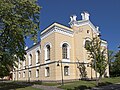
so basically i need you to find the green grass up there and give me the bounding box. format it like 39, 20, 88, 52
16, 86, 41, 90
0, 81, 42, 90
101, 77, 120, 83
59, 80, 96, 90
42, 82, 59, 86
0, 77, 120, 90
59, 77, 120, 90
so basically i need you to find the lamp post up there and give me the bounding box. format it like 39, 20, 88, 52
57, 60, 64, 85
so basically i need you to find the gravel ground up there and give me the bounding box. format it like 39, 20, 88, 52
32, 84, 63, 90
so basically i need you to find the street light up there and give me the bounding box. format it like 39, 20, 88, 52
57, 60, 64, 85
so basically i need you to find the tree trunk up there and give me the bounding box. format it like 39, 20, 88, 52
96, 75, 102, 86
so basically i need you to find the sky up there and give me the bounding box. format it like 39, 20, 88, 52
26, 0, 120, 52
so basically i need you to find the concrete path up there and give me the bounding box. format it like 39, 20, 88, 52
92, 83, 120, 90
32, 84, 63, 90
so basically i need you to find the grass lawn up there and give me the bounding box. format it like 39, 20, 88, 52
58, 77, 120, 90
16, 86, 41, 90
0, 81, 42, 90
0, 77, 120, 90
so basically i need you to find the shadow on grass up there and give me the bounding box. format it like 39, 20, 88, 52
98, 82, 113, 87
68, 82, 113, 90
74, 85, 91, 90
0, 81, 42, 90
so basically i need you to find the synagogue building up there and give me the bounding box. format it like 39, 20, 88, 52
13, 12, 109, 82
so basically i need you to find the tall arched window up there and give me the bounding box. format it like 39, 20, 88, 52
36, 50, 40, 64
62, 43, 68, 59
46, 45, 50, 60
29, 54, 32, 65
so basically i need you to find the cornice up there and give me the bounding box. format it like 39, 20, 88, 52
41, 24, 74, 40
69, 20, 100, 35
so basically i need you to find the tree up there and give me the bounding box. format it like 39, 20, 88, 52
0, 0, 40, 78
108, 50, 115, 76
85, 37, 108, 86
77, 62, 87, 79
110, 47, 120, 77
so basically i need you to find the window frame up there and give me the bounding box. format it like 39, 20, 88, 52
64, 66, 69, 76
45, 67, 50, 77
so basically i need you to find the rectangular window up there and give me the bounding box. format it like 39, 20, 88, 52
19, 72, 21, 78
36, 69, 39, 78
29, 71, 31, 78
45, 67, 50, 77
64, 66, 69, 76
23, 72, 25, 78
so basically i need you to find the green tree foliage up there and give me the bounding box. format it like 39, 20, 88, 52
108, 50, 115, 76
110, 48, 120, 77
77, 62, 87, 79
85, 37, 108, 86
0, 0, 40, 78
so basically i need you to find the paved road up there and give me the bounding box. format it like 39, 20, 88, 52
92, 84, 120, 90
32, 84, 63, 90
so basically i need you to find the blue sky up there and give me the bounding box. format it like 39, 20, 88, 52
26, 0, 120, 51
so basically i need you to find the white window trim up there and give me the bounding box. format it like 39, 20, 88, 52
36, 69, 39, 78
64, 66, 70, 76
45, 67, 50, 77
19, 72, 21, 78
36, 50, 40, 64
44, 42, 52, 62
83, 37, 91, 47
23, 71, 25, 78
60, 42, 71, 61
29, 71, 31, 78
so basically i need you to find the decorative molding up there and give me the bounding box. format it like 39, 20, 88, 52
60, 41, 71, 49
62, 59, 70, 62
69, 20, 100, 35
41, 25, 74, 40
101, 40, 107, 47
44, 42, 52, 50
83, 37, 91, 47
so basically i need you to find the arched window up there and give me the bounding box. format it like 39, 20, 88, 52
45, 44, 51, 61
64, 66, 69, 76
36, 50, 40, 64
62, 43, 68, 59
46, 45, 50, 60
29, 54, 32, 65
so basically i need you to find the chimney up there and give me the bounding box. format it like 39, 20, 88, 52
81, 11, 90, 20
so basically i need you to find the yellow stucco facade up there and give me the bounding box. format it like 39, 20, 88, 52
13, 12, 109, 82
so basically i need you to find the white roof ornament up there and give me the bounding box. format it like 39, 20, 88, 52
33, 43, 36, 45
25, 46, 28, 50
70, 15, 77, 22
96, 26, 99, 31
72, 15, 77, 21
81, 11, 90, 20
